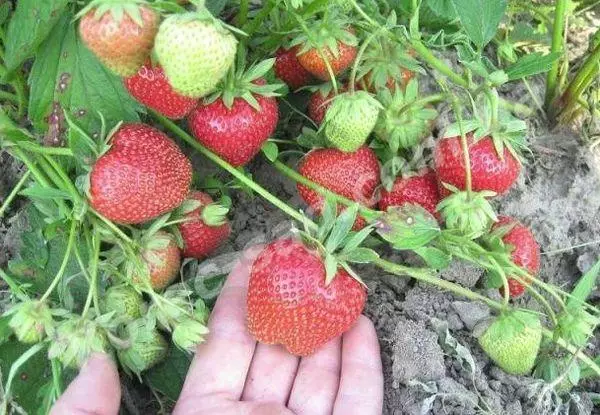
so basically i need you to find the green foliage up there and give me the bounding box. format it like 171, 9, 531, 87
3, 0, 70, 76
450, 0, 507, 50
145, 345, 192, 401
28, 13, 142, 135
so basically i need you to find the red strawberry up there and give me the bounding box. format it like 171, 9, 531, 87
434, 134, 521, 197
274, 46, 314, 90
188, 78, 279, 167
79, 2, 159, 76
138, 231, 181, 291
308, 85, 347, 126
296, 29, 358, 81
89, 123, 192, 224
247, 238, 366, 356
297, 146, 380, 229
178, 191, 231, 259
124, 61, 198, 119
494, 216, 541, 298
379, 169, 441, 220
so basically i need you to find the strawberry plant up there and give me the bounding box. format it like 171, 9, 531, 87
0, 0, 599, 412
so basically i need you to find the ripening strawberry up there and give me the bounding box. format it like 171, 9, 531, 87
103, 285, 145, 322
78, 1, 159, 76
137, 231, 181, 291
188, 74, 280, 167
493, 216, 541, 298
479, 310, 542, 375
323, 91, 381, 152
247, 238, 367, 356
274, 46, 314, 90
124, 61, 198, 119
295, 28, 358, 81
379, 169, 441, 220
155, 12, 237, 98
178, 191, 231, 259
434, 134, 521, 197
297, 146, 380, 229
89, 123, 192, 224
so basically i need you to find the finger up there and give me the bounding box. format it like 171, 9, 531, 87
287, 337, 342, 415
50, 353, 121, 415
241, 343, 299, 404
175, 247, 263, 413
332, 315, 384, 415
187, 400, 295, 415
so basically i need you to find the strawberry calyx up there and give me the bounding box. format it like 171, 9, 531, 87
296, 201, 376, 286
200, 202, 230, 226
374, 79, 438, 153
76, 0, 152, 26
205, 59, 284, 110
437, 187, 498, 239
290, 19, 358, 59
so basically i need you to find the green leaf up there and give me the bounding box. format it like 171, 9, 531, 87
343, 247, 379, 264
28, 13, 142, 135
206, 0, 229, 16
566, 258, 600, 312
145, 347, 192, 401
426, 0, 458, 20
261, 141, 279, 162
376, 204, 441, 250
324, 204, 359, 253
0, 2, 11, 26
450, 0, 507, 49
505, 52, 562, 81
20, 185, 72, 201
3, 0, 70, 76
0, 341, 51, 413
0, 315, 12, 346
414, 246, 452, 269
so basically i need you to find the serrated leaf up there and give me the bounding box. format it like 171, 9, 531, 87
261, 141, 279, 162
28, 13, 142, 135
343, 247, 379, 264
505, 52, 561, 81
3, 0, 70, 76
414, 246, 452, 269
450, 0, 507, 49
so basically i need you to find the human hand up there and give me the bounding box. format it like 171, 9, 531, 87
51, 246, 384, 415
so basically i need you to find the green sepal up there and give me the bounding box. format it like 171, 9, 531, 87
437, 189, 497, 239
76, 0, 150, 26
200, 203, 229, 227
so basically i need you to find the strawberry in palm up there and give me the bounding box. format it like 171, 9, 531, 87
89, 123, 192, 224
188, 59, 282, 167
178, 191, 231, 259
292, 23, 358, 81
379, 169, 441, 220
434, 133, 521, 197
492, 216, 541, 298
155, 9, 237, 98
297, 146, 380, 229
78, 0, 159, 76
124, 61, 198, 119
274, 45, 314, 90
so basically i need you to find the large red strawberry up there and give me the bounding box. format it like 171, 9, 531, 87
294, 26, 358, 81
247, 238, 366, 356
178, 191, 231, 259
493, 216, 541, 298
89, 123, 192, 224
124, 61, 198, 119
434, 134, 521, 197
297, 146, 380, 229
379, 169, 441, 220
274, 46, 314, 90
78, 1, 159, 76
188, 61, 281, 167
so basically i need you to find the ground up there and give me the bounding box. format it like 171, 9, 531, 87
1, 102, 599, 415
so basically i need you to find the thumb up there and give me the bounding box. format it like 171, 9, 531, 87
50, 353, 121, 415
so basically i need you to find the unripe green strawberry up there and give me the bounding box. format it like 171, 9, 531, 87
48, 317, 111, 369
8, 300, 54, 344
118, 319, 168, 375
323, 91, 382, 152
437, 189, 498, 239
155, 12, 237, 98
103, 285, 145, 323
479, 310, 542, 375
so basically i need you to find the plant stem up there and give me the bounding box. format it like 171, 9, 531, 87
82, 231, 100, 317
16, 142, 74, 157
545, 0, 568, 107
0, 170, 30, 218
451, 98, 473, 195
349, 27, 384, 91
50, 359, 63, 398
150, 111, 313, 228
237, 0, 249, 26
0, 269, 28, 302
40, 220, 78, 302
91, 211, 134, 244
348, 0, 378, 26
410, 39, 469, 89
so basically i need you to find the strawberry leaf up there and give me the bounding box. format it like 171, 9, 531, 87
450, 0, 506, 50
413, 246, 452, 270
145, 346, 192, 401
342, 247, 379, 264
261, 141, 279, 162
505, 52, 562, 81
324, 204, 359, 253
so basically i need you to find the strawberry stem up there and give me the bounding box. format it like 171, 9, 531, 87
348, 27, 385, 93
450, 97, 473, 195
544, 0, 568, 108
40, 220, 78, 302
0, 170, 30, 219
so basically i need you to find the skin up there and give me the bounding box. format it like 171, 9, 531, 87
50, 247, 384, 415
